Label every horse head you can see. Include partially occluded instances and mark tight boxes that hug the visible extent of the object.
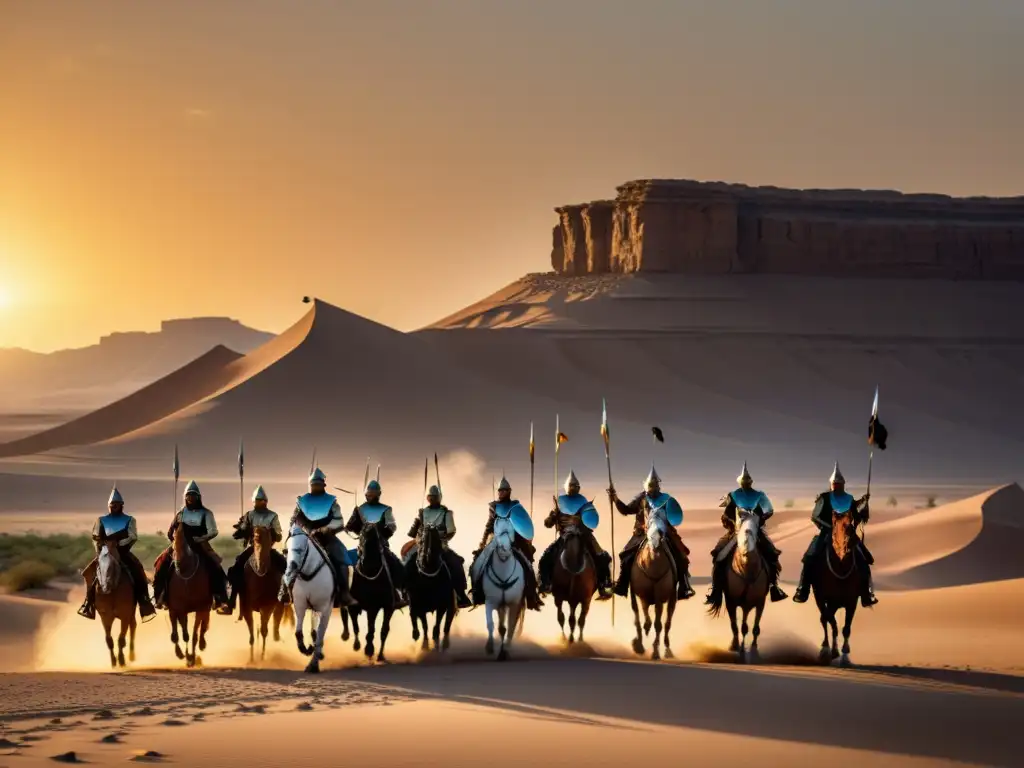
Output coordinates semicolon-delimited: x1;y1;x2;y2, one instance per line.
734;508;760;558
171;521;193;571
358;521;384;568
493;517;515;562
831;511;853;560
646;511;667;553
96;540;121;594
416;523;443;573
284;523;308;584
252;525;273;568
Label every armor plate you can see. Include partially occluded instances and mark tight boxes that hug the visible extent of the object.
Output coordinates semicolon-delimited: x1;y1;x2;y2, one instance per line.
299;493;337;523
99;513;131;536
730;488;772;515
358;501;390;525
830;491;854;514
556;494;599;530
646;492;683;527
181;507;209;527
502;502;534;540
421;506;448;529
343;546;359;566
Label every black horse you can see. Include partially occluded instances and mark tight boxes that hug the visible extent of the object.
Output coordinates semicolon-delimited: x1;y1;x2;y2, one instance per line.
406;525;457;652
347;523;398;663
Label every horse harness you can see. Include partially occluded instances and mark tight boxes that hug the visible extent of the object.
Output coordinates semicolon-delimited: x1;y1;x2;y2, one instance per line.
484;535;522;598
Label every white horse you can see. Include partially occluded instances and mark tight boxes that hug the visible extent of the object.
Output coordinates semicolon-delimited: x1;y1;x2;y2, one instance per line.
471;516;525;661
282;524;335;673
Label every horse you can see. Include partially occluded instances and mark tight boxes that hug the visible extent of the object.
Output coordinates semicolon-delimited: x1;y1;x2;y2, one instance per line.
550;522;596;644
471;516;525;661
628;512;677;660
812;511;860;667
348;523;397;663
93;540;137;668
407;524;457;652
167;522;212;668
707;508;769;661
241;525;291;662
282;523;334;673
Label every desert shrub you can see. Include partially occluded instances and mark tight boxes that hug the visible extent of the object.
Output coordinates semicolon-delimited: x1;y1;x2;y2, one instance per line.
887;496;898;508
784;499;795;509
925;495;938;508
0;560;57;592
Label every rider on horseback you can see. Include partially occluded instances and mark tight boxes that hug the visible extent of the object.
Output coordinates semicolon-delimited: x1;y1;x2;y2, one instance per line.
281;467;358;607
792;462;877;607
538;470;614;600
706;463;788;608
404;485;472;609
219;485;288;616
608;465;696;601
343;477;406;609
470;476;542;610
152;480;230;611
78;486;157;621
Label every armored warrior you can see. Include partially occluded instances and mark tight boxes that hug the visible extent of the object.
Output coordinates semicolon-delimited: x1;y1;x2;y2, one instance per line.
343;477;406;609
792;462;877;607
608;465;696;600
470;476;542;609
705;463;788;607
405;484;472;609
218;485;288;616
282;467;357;607
78;487;157;621
152;480;229;610
538;470;614;599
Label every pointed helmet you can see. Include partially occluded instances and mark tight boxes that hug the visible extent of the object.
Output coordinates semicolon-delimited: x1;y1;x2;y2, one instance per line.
829;461;845;485
184;479;201;497
252;485;268;503
426;484;442;501
108;486;124;506
497;475;511;492
564;469;580;494
309;467;327;485
644;464;661;490
736;462;753;486
365;479;381;494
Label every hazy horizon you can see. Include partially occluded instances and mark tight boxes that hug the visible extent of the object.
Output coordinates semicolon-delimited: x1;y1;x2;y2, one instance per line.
2;0;1022;352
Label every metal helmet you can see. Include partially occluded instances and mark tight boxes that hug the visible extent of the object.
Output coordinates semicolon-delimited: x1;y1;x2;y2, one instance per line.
497;475;511;492
252;485;268;503
365;479;381;494
426;484;442;501
184;480;201;497
829;461;845;485
644;465;661;490
564;469;580;494
108;486;124;506
309;467;327;485
736;462;752;486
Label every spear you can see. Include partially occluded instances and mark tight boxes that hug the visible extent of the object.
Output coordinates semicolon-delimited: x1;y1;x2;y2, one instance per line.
238;439;245;520
492;476;496;502
865;385;889;544
434;452;442;496
422;457;428;499
173;444;180;516
529;422;535;519
601;399;616;626
309;447;317;476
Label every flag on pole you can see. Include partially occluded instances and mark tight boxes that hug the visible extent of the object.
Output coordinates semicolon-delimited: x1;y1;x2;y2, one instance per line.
601;399;610;451
868;386;888;450
529;422;535;463
557;431;569;445
173;444;180;481
651;426;664;443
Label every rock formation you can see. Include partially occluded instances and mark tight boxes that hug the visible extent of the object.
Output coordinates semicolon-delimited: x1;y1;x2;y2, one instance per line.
552;179;1024;279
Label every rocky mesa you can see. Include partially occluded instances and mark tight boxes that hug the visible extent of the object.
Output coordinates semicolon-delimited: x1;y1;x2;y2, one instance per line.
552;179;1024;278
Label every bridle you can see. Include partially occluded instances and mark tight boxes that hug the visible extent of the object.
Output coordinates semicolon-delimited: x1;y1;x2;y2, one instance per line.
485;530;521;598
287;528;326;582
827;520;857;580
354;524;386;581
172;535;200;581
97;542;122;594
415;525;446;579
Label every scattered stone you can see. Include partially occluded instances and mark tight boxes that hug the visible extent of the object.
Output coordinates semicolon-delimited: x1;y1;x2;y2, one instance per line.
0;737;20;749
129;707;153;717
235;704;266;714
160;719;186;727
130;750;166;762
50;751;83;763
295;701;314;711
92;710;117;721
99;734;122;744
49;719;63;726
191;713;205;721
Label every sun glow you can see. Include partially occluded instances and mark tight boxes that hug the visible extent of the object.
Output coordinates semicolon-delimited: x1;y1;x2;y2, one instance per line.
0;283;11;311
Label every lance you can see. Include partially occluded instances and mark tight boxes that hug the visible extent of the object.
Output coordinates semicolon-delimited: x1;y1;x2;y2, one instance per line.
554;414;561;500
864;386;879;544
238;439;245;520
173;444;180;516
529;422;535;519
492;476;496;502
376;464;381;483
422;457;429;500
601;399;616;626
362;457;370;493
434;452;442;497
309;447;317;476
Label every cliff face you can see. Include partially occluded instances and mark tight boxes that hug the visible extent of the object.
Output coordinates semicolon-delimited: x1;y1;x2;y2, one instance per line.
551;179;1024;278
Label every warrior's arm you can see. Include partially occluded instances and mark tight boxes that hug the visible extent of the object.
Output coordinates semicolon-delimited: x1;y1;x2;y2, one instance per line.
854;497;870;524
343;508;362;535
613;495;639;516
195;509;219;542
444;509;456;541
759;493;775;522
407;512;422;540
544;507;559;529
382;506;398;534
719;497;735;529
321;502;344;535
811;495;830;529
166;511;182;541
91;518;103;551
271;512;283;542
121;517;139;548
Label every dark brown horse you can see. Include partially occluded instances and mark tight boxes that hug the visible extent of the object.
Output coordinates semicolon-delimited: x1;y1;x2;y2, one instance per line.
551;525;596;644
242;525;291;662
167;522;212;667
407;525;457;652
812;511;860;666
93;540;137;668
348;523;396;662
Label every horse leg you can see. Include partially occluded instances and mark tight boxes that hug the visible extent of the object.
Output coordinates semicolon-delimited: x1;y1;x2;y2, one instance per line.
663;598;676;660
501;602;521;661
244;608;256;663
186;614;199;667
294;603;312;656
630;589;644;656
364;607;377;659
432;610;442;651
340;605;351;642
567;602;577;644
749;599;766;661
829;609;840;661
305;608;327;674
578;595;591;644
116;618;129;668
840;603;857;667
350;607;361;652
642;599;653;637
260;608;271;662
198;611;209;653
555;597;566;639
170;611;184;660
101;612;116;668
128;616;137;663
727;601;741;653
377;609;392;663
651;600;664;661
410;609;421;643
485;602;496;656
442;604;455;651
497;604;509;661
817;607;831;663
739;605;751;660
272;603;284;643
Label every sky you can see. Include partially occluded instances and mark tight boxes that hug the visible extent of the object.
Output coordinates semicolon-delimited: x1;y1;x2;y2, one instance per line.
1;0;1022;352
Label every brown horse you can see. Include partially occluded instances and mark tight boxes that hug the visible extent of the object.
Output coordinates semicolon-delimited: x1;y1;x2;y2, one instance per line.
812;511;860;666
241;525;291;662
708;509;769;661
168;522;213;667
93;541;137;668
628;515;677;660
551;525;596;644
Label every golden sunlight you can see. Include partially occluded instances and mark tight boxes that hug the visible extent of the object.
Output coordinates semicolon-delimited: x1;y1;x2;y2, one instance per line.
0;282;11;311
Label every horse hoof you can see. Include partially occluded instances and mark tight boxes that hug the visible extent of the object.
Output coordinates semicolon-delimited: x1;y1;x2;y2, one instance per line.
831;648;840;661
129;651;136;663
377;654;388;664
174;647;185;660
497;649;509;662
194;656;203;668
839;653;852;668
631;638;645;656
729;641;740;652
818;648;832;664
412;628;420;641
568;635;575;645
117;654;126;668
485;639;495;656
305;659;320;674
442;636;451;651
186;657;195;669
664;647;675;660
643;622;652;636
353;640;361;652
747;648;760;664
651;650;661;661
341;629;350;642
365;644;374;659
199;638;207;652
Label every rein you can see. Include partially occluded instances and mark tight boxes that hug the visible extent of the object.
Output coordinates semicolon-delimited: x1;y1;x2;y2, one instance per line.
485;537;521;596
826;543;857;580
416;528;447;579
355;526;386;581
173;542;200;581
288;529;326;582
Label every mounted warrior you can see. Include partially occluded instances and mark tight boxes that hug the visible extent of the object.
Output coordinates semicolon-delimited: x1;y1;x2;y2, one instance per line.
219;485;288;616
78;486;157;621
152;480;229;611
538;470;614;599
793;462;877;607
608;465;696;601
471;476;541;609
281;467;357;607
705;463;787;608
404;484;472;609
344;477;406;609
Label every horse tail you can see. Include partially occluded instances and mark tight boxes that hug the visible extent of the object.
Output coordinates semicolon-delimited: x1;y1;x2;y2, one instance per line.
516;597;527;637
706;579;724;618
